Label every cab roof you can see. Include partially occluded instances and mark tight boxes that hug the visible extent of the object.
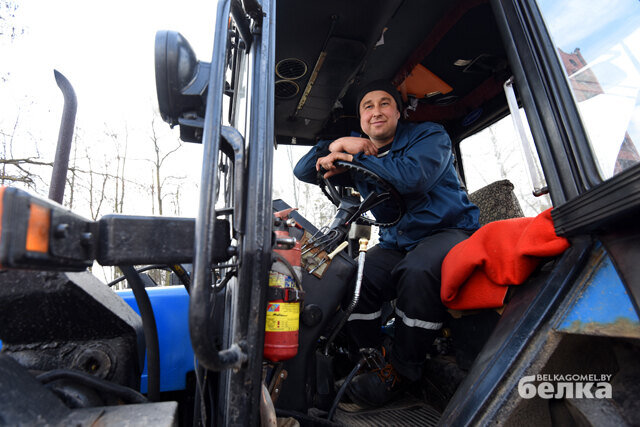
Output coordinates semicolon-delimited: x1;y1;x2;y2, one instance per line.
274;0;510;145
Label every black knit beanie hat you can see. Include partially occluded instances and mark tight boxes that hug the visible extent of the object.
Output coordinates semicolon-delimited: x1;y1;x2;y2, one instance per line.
356;79;403;117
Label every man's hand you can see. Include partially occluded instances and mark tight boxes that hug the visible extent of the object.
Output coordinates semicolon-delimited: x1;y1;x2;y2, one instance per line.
316;152;354;179
329;137;378;156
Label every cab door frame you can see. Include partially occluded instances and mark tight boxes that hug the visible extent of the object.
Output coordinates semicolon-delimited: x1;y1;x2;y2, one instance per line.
440;0;640;424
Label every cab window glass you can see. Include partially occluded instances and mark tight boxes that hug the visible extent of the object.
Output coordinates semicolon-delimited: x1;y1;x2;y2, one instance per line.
231;46;251;138
460;113;552;216
536;0;640;179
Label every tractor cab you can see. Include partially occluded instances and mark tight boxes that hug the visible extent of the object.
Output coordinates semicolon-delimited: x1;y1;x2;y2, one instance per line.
158;0;640;424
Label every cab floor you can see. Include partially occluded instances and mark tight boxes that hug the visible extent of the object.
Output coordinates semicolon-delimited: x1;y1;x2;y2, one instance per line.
332;396;440;426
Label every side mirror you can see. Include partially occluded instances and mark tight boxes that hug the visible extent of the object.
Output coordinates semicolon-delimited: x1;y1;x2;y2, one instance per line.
154;30;210;141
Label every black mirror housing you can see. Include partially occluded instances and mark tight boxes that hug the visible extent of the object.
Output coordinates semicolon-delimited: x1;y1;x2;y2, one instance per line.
155;30;210;138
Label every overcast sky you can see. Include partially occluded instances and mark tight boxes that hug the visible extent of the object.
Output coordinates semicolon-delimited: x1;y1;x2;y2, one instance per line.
1;0;223;217
2;0;639;219
3;1;216;125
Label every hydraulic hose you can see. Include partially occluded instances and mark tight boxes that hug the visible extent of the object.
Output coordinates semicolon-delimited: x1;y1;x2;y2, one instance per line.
37;369;148;404
324;238;368;355
107;265;167;287
327;357;364;421
121;265;160;401
108;264;191;292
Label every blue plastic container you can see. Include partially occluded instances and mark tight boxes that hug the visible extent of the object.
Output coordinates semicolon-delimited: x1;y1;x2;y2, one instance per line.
117;286;194;393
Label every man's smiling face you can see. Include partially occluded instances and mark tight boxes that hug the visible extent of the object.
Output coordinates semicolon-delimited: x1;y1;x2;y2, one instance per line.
359;90;401;146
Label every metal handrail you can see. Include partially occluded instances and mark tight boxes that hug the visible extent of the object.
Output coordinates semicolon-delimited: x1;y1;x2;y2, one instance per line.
221;125;245;234
189;0;247;372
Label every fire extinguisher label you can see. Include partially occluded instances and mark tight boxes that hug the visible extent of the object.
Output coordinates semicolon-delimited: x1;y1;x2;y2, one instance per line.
269;271;295;288
265;302;300;332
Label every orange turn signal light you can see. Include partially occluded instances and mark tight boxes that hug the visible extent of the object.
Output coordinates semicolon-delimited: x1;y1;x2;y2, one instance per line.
26;202;51;254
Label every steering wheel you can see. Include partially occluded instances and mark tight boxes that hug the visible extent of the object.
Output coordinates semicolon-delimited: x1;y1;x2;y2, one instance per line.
319;160;406;227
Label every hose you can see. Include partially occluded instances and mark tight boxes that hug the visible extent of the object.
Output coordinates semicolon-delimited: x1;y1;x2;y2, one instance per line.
327;358;364;421
120;265;161;402
108;264;191;293
324;238;368;354
37;369;147;404
107;265;168;287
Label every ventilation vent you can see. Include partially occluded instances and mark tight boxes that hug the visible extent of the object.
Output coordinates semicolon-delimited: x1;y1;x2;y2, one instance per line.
433;95;458;106
275;80;300;99
276;58;307;80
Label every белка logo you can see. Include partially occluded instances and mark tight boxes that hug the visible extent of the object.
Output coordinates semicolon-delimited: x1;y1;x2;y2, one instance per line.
518;374;612;399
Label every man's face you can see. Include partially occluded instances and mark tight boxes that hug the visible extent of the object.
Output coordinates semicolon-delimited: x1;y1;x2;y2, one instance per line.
359;90;401;144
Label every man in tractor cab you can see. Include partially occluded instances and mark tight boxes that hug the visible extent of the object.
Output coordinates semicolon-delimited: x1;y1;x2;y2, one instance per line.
293;80;479;406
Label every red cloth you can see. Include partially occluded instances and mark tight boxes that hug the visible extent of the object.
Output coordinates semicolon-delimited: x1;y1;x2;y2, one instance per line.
441;208;570;310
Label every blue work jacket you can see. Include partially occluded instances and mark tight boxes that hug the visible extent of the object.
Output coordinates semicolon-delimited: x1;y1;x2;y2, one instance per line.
293;121;479;251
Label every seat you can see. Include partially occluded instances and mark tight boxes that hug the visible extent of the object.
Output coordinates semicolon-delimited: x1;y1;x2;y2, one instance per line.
467;179;524;226
447;179;524;319
443;180;525;367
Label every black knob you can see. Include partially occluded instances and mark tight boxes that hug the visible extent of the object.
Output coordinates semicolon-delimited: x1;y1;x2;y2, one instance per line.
301;304;323;327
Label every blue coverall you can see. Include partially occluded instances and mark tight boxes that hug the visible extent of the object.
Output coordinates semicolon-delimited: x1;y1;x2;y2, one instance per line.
294;121;479;380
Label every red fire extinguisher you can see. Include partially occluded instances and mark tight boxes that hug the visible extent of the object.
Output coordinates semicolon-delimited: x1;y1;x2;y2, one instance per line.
264;211;304;362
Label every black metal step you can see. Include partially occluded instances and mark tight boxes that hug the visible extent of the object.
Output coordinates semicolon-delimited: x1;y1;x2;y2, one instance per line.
333;397;440;427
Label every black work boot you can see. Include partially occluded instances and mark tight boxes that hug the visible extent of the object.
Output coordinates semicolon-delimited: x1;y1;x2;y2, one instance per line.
345;348;407;407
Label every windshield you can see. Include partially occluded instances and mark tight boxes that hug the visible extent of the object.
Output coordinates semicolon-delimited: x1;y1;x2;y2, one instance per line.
537;0;640;179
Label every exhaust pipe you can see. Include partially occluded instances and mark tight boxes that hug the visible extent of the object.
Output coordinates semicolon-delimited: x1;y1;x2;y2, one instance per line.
48;70;77;204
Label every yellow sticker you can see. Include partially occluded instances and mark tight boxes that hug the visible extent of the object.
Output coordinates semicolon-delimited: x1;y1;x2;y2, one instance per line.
269;271;294;288
265;302;300;332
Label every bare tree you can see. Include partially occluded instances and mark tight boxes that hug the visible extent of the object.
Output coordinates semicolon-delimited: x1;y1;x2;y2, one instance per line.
277;145;336;227
104;125;129;213
85;149;109;221
462;120;551;216
487;127;551;214
0;114;52;189
64;130;80;209
0;157;51;186
0;1;26;83
148;116;183;216
171;186;181;216
150;168;155;214
286;145;300;208
118;127;128;213
145;267;169;287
